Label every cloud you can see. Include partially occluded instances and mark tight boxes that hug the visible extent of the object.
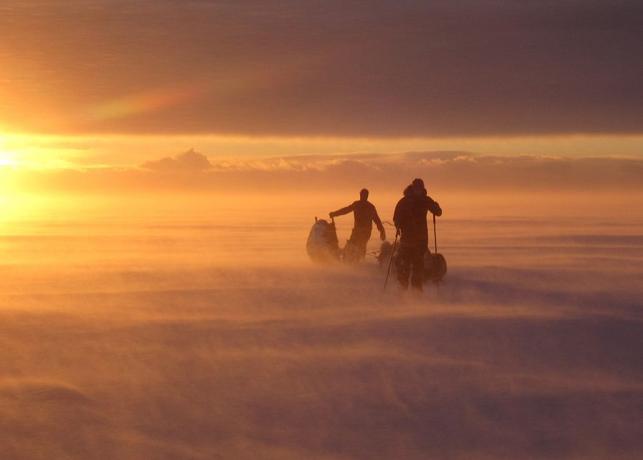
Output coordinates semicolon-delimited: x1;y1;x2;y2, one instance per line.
197;151;643;193
141;148;212;172
17;150;643;193
1;1;642;136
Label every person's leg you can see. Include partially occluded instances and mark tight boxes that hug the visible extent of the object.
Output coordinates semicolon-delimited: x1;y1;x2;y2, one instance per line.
410;246;426;290
396;245;411;289
346;229;368;262
354;236;368;260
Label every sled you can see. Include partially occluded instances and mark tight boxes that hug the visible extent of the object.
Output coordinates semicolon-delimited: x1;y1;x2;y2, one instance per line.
306;217;340;262
378;241;447;282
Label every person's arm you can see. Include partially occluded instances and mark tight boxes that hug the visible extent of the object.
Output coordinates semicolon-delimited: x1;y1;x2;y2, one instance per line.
329;202;355;218
372;206;386;240
426;196;442;216
393;200;402;235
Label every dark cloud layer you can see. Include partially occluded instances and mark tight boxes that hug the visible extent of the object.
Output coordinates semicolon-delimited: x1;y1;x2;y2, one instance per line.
1;1;642;136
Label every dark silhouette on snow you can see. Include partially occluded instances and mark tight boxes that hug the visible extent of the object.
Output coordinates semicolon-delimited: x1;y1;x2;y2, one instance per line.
393;178;442;290
306;218;341;262
330;189;386;262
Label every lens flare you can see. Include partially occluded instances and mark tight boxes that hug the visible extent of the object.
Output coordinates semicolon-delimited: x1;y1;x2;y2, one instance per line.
88;84;207;122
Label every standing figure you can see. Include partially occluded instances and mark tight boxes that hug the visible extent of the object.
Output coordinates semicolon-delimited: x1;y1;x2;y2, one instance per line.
329;188;386;262
393;178;442;290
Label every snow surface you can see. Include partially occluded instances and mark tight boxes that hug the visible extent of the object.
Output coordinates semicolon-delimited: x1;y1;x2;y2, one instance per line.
1;192;641;459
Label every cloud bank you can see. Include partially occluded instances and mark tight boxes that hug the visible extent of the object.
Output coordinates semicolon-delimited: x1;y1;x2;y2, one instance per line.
141;148;212;172
1;0;642;136
19;151;643;193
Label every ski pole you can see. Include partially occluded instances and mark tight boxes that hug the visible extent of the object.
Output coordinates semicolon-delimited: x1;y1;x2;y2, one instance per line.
433;213;438;254
383;229;399;291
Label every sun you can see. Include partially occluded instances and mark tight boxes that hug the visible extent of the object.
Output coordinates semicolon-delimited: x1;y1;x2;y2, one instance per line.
0;144;20;197
0;152;17;167
0;133;18;167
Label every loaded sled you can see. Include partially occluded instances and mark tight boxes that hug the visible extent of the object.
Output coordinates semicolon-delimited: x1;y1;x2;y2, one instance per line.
377;240;447;282
306;216;447;283
305;217;364;264
306;217;341;262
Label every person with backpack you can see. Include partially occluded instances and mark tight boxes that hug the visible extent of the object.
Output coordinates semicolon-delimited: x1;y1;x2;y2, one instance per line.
393;178;442;290
329;188;386;262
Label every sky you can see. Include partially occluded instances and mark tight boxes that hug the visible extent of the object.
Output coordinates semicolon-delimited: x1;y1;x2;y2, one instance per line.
0;0;642;170
1;6;642;456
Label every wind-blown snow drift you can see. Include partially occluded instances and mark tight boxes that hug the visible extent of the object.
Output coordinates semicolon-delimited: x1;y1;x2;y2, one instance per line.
0;192;641;459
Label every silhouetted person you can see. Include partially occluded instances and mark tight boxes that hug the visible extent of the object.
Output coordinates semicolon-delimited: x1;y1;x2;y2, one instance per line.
330;188;386;261
393;178;442;290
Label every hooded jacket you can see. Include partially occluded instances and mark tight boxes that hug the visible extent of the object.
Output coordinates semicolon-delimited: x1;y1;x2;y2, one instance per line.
393;185;442;247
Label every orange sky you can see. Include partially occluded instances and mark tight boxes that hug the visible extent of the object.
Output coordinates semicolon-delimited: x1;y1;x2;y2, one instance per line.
1;1;642;168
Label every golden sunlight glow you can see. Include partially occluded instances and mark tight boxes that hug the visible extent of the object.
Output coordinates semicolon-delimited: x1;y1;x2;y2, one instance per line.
0;151;17;167
0;133;75;169
0;134;19;167
0;167;19;223
0;132;641;171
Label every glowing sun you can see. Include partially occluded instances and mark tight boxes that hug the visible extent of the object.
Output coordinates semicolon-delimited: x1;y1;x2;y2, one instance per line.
0;151;17;167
